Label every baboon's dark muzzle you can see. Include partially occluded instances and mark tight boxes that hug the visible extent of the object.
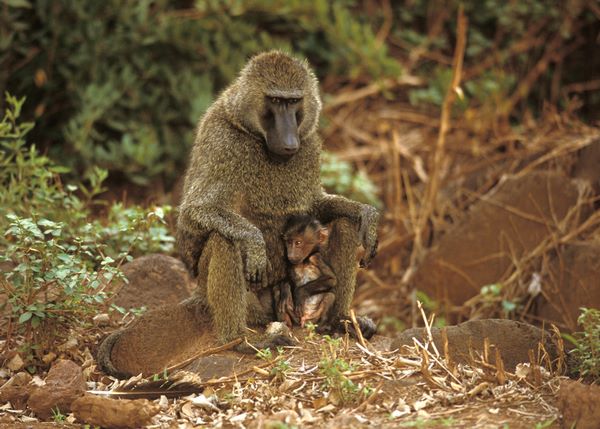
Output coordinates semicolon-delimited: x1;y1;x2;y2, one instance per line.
267;105;300;158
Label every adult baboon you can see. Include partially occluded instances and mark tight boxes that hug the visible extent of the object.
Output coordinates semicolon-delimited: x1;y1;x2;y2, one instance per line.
98;51;379;376
176;50;379;348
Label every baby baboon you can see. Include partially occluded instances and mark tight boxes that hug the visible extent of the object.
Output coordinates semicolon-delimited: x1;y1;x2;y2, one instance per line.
281;215;336;328
99;51;380;377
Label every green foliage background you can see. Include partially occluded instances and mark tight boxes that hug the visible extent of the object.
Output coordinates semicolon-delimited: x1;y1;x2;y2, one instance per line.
1;95;173;355
2;0;595;187
1;0;399;186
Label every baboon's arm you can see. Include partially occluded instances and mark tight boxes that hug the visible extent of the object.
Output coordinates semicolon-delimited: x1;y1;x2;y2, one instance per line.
312;256;337;286
180;181;267;285
293;277;336;306
313;193;366;223
313;193;380;267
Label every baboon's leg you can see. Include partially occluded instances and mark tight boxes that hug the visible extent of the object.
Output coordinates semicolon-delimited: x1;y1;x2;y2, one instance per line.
197;233;248;343
322;218;360;319
246;289;276;327
320;217;377;338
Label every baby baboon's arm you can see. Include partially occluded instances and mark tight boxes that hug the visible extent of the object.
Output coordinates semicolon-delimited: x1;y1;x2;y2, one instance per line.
292;255;337;307
273;281;298;328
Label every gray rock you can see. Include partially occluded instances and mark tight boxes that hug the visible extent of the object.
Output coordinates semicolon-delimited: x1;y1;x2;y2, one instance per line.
390;319;558;371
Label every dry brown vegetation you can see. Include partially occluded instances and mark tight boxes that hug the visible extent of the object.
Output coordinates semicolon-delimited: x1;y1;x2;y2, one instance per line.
320;7;600;333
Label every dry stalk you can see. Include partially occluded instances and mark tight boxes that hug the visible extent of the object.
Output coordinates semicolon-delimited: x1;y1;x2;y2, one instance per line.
323;75;423;111
351;380;385;413
550;324;565;375
417;300;440;356
495;348;507;385
407;4;468;278
349;309;367;349
164;338;243;373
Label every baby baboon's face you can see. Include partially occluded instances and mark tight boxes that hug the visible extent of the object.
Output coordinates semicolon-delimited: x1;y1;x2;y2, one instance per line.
285;227;319;265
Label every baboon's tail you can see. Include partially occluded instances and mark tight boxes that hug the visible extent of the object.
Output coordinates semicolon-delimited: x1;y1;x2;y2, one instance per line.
97;331;130;378
96;297;212;378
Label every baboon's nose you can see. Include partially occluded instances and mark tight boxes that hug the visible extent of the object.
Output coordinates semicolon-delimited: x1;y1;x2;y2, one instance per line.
283;135;299;154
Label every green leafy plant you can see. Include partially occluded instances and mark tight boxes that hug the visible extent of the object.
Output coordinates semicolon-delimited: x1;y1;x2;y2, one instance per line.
398;417;456;428
318;335;371;405
270;358;292;380
256;347;273;361
534;418;556;429
100;204;175;259
478;283;519;318
321;152;382;208
569;307;600;381
2;1;399;186
304;321;318;339
396;0;596;120
415;291;446;327
1;214;123;353
0;94;174;261
151;368;169;382
51;407;66;423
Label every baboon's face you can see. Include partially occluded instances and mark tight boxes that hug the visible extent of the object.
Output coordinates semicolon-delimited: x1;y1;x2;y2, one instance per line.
285;225;329;265
285;228;318;265
261;96;303;161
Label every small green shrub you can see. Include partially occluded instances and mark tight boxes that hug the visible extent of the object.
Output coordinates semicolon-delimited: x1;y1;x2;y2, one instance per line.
0;94;174;362
1;214;122;351
569;307;600;381
318;335;371;405
319;354;359;404
0;94;174;261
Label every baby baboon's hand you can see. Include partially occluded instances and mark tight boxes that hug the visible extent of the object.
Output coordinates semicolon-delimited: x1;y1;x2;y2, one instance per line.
358;205;380;268
242;236;268;288
276;282;299;327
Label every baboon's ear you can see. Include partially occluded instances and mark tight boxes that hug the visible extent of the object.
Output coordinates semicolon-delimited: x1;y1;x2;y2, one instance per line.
318;227;330;245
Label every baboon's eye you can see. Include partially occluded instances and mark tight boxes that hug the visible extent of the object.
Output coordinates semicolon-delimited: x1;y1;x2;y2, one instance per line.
294;240;302;246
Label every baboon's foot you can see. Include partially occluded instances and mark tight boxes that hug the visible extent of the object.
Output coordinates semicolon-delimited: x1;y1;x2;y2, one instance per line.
317;315;377;340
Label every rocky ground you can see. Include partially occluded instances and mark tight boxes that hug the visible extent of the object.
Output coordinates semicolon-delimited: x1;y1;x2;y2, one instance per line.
1;254;599;428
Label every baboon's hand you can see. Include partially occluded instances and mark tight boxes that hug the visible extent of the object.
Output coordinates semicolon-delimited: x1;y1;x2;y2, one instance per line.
242;237;268;288
358;205;380;268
